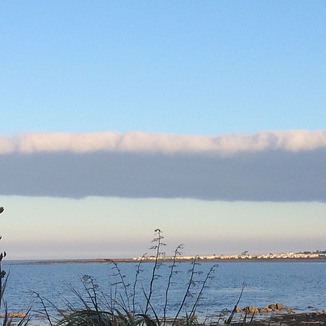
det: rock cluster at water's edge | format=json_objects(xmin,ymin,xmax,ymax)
[{"xmin": 235, "ymin": 302, "xmax": 292, "ymax": 314}]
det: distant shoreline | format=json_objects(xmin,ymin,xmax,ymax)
[{"xmin": 6, "ymin": 257, "xmax": 326, "ymax": 265}]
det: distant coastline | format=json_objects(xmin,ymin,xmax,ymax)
[{"xmin": 7, "ymin": 250, "xmax": 326, "ymax": 265}]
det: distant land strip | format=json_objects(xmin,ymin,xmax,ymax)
[{"xmin": 7, "ymin": 250, "xmax": 326, "ymax": 265}]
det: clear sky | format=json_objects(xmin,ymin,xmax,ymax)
[{"xmin": 0, "ymin": 1, "xmax": 326, "ymax": 259}]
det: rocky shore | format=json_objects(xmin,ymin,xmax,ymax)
[
  {"xmin": 2, "ymin": 308, "xmax": 326, "ymax": 325},
  {"xmin": 220, "ymin": 302, "xmax": 326, "ymax": 325},
  {"xmin": 231, "ymin": 312, "xmax": 326, "ymax": 325}
]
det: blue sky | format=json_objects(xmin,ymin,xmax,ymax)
[{"xmin": 1, "ymin": 1, "xmax": 326, "ymax": 259}]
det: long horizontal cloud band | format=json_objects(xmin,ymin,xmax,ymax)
[
  {"xmin": 1, "ymin": 130, "xmax": 326, "ymax": 154},
  {"xmin": 0, "ymin": 130, "xmax": 325, "ymax": 201}
]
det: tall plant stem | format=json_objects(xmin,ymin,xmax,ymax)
[
  {"xmin": 163, "ymin": 244, "xmax": 183, "ymax": 324},
  {"xmin": 189, "ymin": 264, "xmax": 217, "ymax": 317},
  {"xmin": 172, "ymin": 256, "xmax": 198, "ymax": 325},
  {"xmin": 145, "ymin": 229, "xmax": 165, "ymax": 314}
]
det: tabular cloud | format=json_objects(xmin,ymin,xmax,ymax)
[{"xmin": 0, "ymin": 130, "xmax": 325, "ymax": 201}]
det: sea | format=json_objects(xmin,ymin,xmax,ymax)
[{"xmin": 2, "ymin": 260, "xmax": 326, "ymax": 323}]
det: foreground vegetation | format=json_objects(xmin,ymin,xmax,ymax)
[
  {"xmin": 34, "ymin": 229, "xmax": 221, "ymax": 325},
  {"xmin": 0, "ymin": 207, "xmax": 30, "ymax": 325},
  {"xmin": 2, "ymin": 226, "xmax": 223, "ymax": 325}
]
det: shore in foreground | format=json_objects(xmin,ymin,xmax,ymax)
[
  {"xmin": 3, "ymin": 311, "xmax": 326, "ymax": 325},
  {"xmin": 231, "ymin": 312, "xmax": 326, "ymax": 325}
]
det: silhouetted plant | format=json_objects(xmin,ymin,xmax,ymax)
[
  {"xmin": 144, "ymin": 228, "xmax": 166, "ymax": 314},
  {"xmin": 225, "ymin": 281, "xmax": 246, "ymax": 325},
  {"xmin": 162, "ymin": 243, "xmax": 183, "ymax": 324},
  {"xmin": 0, "ymin": 206, "xmax": 30, "ymax": 326},
  {"xmin": 36, "ymin": 228, "xmax": 219, "ymax": 326},
  {"xmin": 188, "ymin": 263, "xmax": 216, "ymax": 319},
  {"xmin": 132, "ymin": 253, "xmax": 147, "ymax": 313},
  {"xmin": 172, "ymin": 256, "xmax": 200, "ymax": 325},
  {"xmin": 108, "ymin": 260, "xmax": 131, "ymax": 311},
  {"xmin": 0, "ymin": 206, "xmax": 6, "ymax": 308}
]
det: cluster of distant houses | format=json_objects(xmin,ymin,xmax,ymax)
[{"xmin": 133, "ymin": 250, "xmax": 326, "ymax": 261}]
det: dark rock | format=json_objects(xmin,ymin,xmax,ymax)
[
  {"xmin": 234, "ymin": 306, "xmax": 242, "ymax": 313},
  {"xmin": 244, "ymin": 306, "xmax": 259, "ymax": 314},
  {"xmin": 276, "ymin": 303, "xmax": 284, "ymax": 310},
  {"xmin": 259, "ymin": 307, "xmax": 271, "ymax": 313}
]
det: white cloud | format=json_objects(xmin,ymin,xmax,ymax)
[{"xmin": 1, "ymin": 130, "xmax": 326, "ymax": 155}]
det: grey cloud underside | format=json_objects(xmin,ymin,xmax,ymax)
[{"xmin": 1, "ymin": 149, "xmax": 325, "ymax": 201}]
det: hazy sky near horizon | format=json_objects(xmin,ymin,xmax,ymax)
[{"xmin": 1, "ymin": 1, "xmax": 326, "ymax": 259}]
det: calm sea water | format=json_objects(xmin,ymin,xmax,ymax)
[{"xmin": 2, "ymin": 260, "xmax": 326, "ymax": 322}]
